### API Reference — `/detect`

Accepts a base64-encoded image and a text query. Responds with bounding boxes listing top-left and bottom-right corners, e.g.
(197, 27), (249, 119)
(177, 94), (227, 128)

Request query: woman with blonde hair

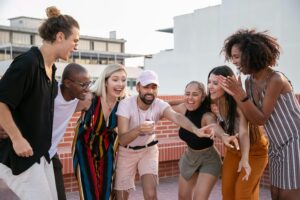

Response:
(72, 63), (127, 200)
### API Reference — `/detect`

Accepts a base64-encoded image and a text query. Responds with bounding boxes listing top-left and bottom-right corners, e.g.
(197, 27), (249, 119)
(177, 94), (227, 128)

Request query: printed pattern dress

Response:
(72, 95), (119, 200)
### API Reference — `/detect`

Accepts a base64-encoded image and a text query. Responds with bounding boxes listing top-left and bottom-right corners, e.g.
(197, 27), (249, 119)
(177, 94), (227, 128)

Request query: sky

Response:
(0, 0), (221, 66)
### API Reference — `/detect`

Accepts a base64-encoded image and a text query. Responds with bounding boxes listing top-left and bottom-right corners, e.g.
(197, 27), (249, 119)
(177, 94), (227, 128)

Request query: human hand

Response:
(82, 92), (93, 111)
(139, 121), (155, 136)
(210, 104), (219, 115)
(222, 134), (240, 150)
(217, 75), (246, 99)
(238, 158), (251, 181)
(12, 136), (33, 157)
(194, 126), (214, 139)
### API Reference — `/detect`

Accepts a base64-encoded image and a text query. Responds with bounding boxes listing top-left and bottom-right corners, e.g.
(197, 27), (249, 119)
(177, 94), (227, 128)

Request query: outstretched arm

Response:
(162, 107), (213, 138)
(0, 102), (33, 157)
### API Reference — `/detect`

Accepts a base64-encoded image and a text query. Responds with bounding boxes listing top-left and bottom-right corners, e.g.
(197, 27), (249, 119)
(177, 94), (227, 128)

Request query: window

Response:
(34, 35), (43, 46)
(12, 32), (30, 45)
(108, 43), (121, 53)
(94, 41), (106, 51)
(0, 31), (10, 44)
(78, 40), (90, 50)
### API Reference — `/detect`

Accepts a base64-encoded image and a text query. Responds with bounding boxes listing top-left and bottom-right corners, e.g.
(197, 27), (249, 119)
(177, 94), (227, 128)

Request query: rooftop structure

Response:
(0, 16), (143, 93)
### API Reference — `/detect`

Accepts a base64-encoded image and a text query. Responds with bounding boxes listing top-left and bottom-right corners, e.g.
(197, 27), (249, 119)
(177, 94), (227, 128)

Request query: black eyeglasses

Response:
(68, 79), (92, 89)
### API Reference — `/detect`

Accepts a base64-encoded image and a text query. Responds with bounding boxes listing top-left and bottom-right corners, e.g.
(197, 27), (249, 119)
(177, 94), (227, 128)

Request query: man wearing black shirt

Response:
(0, 6), (79, 200)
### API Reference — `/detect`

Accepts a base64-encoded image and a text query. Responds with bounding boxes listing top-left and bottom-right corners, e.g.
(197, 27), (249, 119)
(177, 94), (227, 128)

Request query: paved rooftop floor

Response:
(67, 176), (271, 200)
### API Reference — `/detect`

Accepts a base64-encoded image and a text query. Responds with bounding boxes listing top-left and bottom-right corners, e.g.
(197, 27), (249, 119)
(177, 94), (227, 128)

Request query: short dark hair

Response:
(222, 29), (280, 71)
(62, 63), (87, 81)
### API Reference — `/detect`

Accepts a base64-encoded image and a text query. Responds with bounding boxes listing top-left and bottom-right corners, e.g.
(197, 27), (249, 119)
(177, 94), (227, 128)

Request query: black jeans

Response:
(52, 153), (66, 200)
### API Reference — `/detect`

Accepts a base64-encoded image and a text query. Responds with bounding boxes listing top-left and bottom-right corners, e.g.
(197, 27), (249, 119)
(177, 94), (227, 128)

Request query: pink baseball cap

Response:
(137, 70), (160, 86)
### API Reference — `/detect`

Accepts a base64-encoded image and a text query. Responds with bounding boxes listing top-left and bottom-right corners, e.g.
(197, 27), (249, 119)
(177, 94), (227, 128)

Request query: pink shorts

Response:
(114, 145), (159, 191)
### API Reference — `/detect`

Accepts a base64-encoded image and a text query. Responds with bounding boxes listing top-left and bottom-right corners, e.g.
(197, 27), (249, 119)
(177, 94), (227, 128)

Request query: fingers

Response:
(242, 167), (251, 181)
(238, 162), (251, 181)
(139, 122), (155, 134)
(232, 138), (240, 150)
(242, 174), (249, 181)
(18, 148), (34, 157)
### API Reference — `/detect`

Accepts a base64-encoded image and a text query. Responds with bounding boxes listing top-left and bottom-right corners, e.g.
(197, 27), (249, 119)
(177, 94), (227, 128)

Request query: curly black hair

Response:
(222, 29), (280, 72)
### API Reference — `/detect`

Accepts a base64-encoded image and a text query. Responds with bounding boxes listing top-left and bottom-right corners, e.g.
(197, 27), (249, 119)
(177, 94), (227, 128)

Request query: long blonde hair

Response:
(90, 63), (127, 100)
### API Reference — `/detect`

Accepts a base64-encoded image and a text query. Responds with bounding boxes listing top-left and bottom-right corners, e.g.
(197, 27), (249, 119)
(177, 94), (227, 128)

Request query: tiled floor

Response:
(67, 176), (271, 200)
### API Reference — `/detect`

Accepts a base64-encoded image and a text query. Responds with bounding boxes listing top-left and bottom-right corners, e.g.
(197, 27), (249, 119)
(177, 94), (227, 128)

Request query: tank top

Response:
(179, 105), (213, 150)
(249, 71), (300, 149)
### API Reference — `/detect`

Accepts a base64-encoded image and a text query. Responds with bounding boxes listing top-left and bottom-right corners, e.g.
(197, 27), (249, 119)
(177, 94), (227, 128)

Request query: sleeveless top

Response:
(179, 105), (213, 150)
(249, 71), (300, 150)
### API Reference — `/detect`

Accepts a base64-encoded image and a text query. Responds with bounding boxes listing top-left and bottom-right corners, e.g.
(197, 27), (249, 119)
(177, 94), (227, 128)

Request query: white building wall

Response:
(145, 0), (300, 94)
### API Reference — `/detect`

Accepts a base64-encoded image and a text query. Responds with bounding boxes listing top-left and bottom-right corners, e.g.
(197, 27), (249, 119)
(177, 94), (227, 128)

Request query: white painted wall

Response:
(145, 0), (300, 94)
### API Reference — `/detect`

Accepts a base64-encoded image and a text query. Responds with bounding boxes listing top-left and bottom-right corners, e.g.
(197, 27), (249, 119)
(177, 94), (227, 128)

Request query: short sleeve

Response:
(116, 98), (131, 119)
(0, 54), (35, 110)
(158, 99), (170, 116)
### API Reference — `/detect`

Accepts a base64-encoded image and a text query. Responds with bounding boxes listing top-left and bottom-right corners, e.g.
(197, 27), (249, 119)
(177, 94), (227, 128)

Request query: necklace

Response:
(105, 95), (117, 112)
(106, 101), (116, 111)
(217, 98), (230, 132)
(249, 68), (274, 107)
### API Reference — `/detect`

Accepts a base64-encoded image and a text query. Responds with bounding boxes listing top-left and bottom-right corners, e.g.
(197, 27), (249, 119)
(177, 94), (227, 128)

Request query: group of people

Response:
(0, 5), (299, 200)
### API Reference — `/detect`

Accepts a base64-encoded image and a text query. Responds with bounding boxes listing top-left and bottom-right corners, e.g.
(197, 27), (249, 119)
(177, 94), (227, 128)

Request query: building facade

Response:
(0, 16), (143, 93)
(145, 0), (300, 94)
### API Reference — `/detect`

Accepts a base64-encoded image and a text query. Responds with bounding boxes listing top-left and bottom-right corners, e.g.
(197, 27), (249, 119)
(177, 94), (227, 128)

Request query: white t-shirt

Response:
(49, 85), (79, 158)
(116, 95), (170, 147)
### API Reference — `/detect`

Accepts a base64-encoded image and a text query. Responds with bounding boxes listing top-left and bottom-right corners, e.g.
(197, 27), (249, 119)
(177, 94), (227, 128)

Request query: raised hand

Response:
(217, 75), (246, 99)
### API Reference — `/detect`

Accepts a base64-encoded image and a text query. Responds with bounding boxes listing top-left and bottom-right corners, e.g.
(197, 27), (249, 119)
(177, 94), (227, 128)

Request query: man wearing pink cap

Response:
(114, 70), (212, 200)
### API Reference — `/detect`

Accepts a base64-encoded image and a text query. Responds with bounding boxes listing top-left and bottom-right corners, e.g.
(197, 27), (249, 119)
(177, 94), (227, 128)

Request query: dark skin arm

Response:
(217, 72), (292, 125)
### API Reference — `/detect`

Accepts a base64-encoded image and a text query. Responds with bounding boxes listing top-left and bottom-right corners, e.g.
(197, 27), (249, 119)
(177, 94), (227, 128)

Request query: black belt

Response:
(124, 140), (158, 150)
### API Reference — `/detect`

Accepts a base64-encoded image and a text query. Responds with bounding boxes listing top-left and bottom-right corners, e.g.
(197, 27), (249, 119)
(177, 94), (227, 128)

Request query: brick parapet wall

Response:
(59, 94), (300, 192)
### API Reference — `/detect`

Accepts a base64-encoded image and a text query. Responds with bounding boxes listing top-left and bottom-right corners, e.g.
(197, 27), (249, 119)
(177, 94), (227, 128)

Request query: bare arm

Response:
(117, 115), (155, 146)
(0, 126), (8, 140)
(170, 103), (186, 114)
(217, 72), (292, 125)
(236, 108), (251, 181)
(0, 102), (33, 157)
(167, 98), (185, 106)
(162, 107), (212, 138)
(75, 92), (93, 112)
(201, 112), (217, 126)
